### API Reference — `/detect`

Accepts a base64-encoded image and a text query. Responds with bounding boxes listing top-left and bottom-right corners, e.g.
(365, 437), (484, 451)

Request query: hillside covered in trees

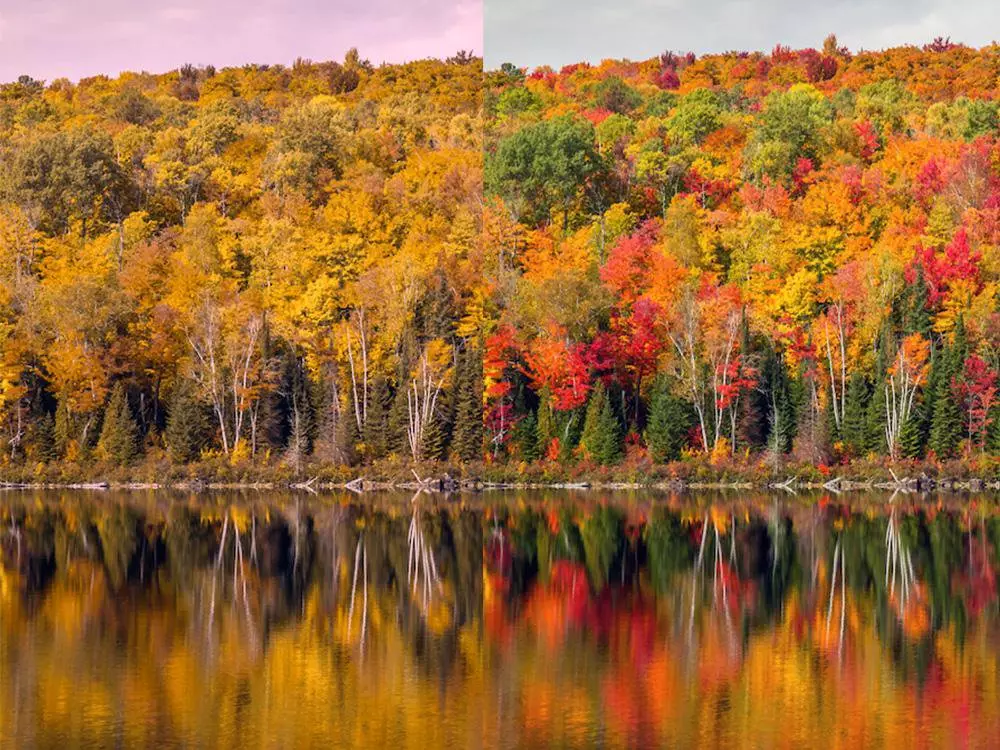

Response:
(0, 51), (485, 479)
(483, 38), (1000, 478)
(8, 38), (1000, 482)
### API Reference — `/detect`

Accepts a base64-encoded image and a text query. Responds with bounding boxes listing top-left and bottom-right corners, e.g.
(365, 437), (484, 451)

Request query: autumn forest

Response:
(5, 38), (1000, 482)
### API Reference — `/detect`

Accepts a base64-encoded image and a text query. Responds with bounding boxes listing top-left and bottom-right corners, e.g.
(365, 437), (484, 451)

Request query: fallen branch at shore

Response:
(770, 476), (798, 493)
(290, 476), (318, 494)
(3, 468), (1000, 494)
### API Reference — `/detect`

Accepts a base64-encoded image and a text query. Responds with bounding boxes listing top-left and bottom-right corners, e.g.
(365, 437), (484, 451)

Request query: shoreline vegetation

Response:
(5, 454), (1000, 493)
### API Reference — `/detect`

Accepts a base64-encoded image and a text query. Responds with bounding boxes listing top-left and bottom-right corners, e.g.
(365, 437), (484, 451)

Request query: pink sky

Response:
(0, 0), (481, 81)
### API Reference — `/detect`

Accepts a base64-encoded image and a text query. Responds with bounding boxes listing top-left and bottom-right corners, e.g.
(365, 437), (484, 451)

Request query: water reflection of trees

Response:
(474, 494), (1000, 747)
(1, 491), (484, 677)
(6, 492), (1000, 673)
(5, 491), (1000, 746)
(484, 494), (1000, 685)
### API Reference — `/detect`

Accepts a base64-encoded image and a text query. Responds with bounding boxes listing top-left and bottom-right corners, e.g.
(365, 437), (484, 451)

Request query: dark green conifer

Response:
(165, 380), (208, 463)
(419, 409), (448, 461)
(29, 412), (57, 462)
(512, 410), (541, 461)
(987, 403), (1000, 454)
(336, 397), (361, 466)
(578, 382), (622, 464)
(898, 265), (931, 335)
(54, 396), (72, 458)
(362, 377), (390, 460)
(97, 383), (139, 464)
(900, 413), (924, 459)
(284, 354), (315, 462)
(645, 376), (691, 463)
(864, 389), (887, 455)
(451, 345), (484, 462)
(386, 379), (411, 457)
(842, 372), (869, 455)
(929, 319), (967, 458)
(764, 348), (795, 454)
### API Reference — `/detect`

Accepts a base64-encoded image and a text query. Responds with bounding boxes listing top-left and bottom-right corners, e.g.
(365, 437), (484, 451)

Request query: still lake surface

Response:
(2, 489), (1000, 748)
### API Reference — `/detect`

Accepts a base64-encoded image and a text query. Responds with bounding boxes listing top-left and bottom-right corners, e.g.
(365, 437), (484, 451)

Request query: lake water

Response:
(2, 489), (1000, 748)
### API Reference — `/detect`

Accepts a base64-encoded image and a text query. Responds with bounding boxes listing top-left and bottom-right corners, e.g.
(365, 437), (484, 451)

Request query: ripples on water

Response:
(2, 490), (1000, 748)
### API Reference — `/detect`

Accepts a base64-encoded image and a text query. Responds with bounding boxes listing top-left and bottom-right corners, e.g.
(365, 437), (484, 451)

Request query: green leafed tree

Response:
(485, 114), (603, 230)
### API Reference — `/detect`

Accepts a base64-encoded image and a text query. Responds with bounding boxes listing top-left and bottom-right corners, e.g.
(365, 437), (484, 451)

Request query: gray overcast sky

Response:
(485, 0), (1000, 69)
(0, 0), (481, 82)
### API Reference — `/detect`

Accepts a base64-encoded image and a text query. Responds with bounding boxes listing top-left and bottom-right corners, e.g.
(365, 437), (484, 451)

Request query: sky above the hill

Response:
(485, 0), (1000, 68)
(2, 0), (996, 81)
(0, 0), (481, 81)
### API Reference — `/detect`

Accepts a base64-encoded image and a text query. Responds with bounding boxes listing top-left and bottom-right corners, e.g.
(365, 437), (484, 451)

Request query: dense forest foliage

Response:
(484, 37), (1000, 472)
(8, 38), (1000, 478)
(0, 51), (485, 474)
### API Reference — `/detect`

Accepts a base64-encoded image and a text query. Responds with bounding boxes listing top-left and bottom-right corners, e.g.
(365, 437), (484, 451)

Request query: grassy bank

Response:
(4, 448), (1000, 492)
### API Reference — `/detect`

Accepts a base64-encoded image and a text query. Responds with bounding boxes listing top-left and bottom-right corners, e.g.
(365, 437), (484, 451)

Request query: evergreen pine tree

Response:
(512, 410), (541, 461)
(362, 377), (390, 460)
(898, 265), (931, 336)
(97, 383), (139, 465)
(386, 379), (410, 457)
(279, 353), (315, 461)
(420, 408), (448, 461)
(286, 407), (311, 470)
(987, 403), (1000, 454)
(436, 378), (455, 457)
(842, 372), (869, 455)
(928, 379), (963, 458)
(310, 369), (341, 464)
(30, 412), (57, 462)
(336, 397), (361, 466)
(256, 385), (285, 452)
(912, 396), (931, 459)
(165, 380), (208, 463)
(451, 345), (484, 462)
(908, 390), (932, 459)
(864, 389), (887, 455)
(579, 382), (622, 464)
(929, 319), (967, 458)
(645, 376), (691, 463)
(900, 412), (924, 459)
(765, 349), (795, 455)
(54, 396), (72, 458)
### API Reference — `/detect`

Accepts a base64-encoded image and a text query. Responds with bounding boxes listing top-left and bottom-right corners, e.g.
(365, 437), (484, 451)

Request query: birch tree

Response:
(405, 340), (452, 460)
(884, 334), (930, 459)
